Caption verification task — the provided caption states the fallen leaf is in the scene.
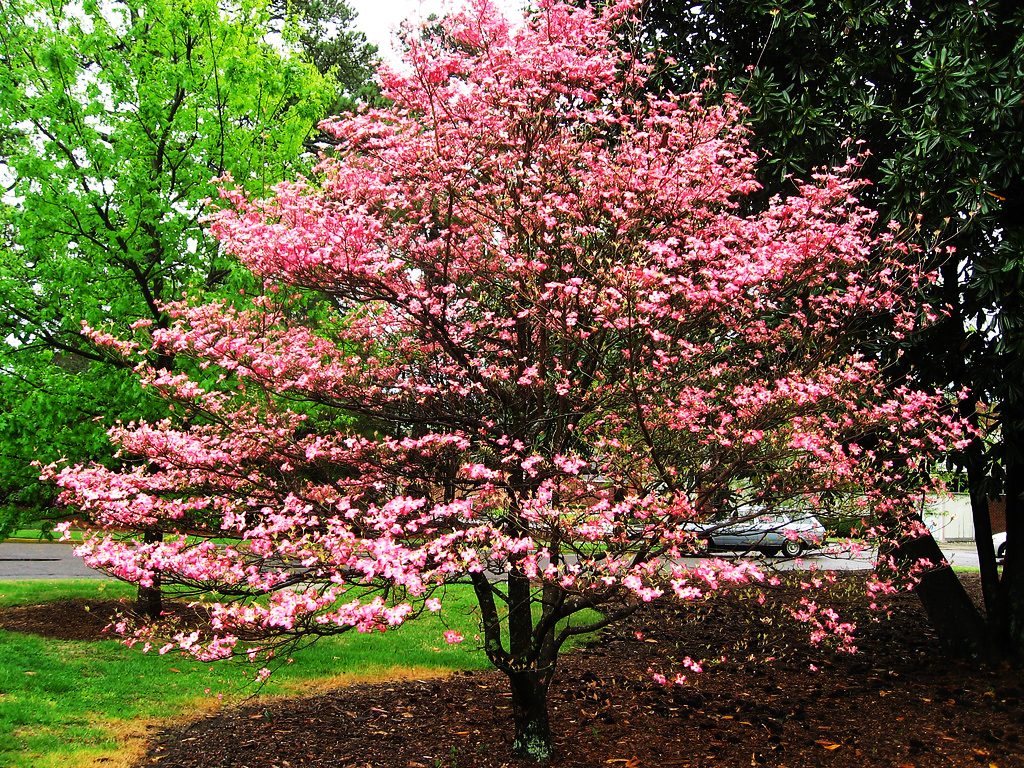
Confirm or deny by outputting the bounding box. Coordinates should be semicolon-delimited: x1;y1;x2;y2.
815;741;842;751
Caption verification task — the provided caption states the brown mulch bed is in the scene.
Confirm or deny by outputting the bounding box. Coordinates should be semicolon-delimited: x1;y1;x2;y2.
2;574;1022;767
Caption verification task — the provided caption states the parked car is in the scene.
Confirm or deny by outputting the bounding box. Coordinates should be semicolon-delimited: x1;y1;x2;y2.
994;531;1007;564
690;510;827;558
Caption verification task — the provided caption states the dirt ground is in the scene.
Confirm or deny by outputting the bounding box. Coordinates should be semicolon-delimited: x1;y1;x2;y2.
2;572;1022;767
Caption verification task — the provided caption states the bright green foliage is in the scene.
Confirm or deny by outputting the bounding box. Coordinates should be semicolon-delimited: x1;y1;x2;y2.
0;0;343;536
636;0;1024;653
0;356;160;535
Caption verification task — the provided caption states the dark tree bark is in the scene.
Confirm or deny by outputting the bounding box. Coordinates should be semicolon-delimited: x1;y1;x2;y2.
890;531;998;662
135;528;163;619
509;668;556;762
995;413;1024;658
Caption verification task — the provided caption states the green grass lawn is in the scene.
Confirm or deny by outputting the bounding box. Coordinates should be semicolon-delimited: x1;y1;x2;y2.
0;580;500;768
5;529;85;543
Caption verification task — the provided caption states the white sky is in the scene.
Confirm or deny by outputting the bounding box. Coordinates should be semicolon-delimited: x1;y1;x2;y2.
346;0;523;63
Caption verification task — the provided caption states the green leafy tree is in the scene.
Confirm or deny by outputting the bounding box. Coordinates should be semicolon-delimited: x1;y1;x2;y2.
270;0;379;104
631;0;1024;657
0;0;344;566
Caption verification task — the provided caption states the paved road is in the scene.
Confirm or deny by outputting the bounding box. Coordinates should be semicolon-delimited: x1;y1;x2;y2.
0;541;105;580
0;540;982;581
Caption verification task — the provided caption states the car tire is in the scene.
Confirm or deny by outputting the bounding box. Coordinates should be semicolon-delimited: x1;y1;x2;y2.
781;540;803;558
997;542;1007;562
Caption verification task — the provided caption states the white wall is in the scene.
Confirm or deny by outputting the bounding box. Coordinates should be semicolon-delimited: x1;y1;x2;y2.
924;495;975;541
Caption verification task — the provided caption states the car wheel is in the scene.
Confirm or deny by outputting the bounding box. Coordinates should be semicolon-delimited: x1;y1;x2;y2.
997;542;1007;561
781;540;803;558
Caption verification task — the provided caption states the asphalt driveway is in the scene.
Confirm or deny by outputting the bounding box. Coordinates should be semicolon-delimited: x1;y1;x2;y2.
0;541;104;580
0;540;983;581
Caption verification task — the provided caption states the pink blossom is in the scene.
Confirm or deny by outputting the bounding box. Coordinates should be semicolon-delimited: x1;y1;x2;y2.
41;0;968;750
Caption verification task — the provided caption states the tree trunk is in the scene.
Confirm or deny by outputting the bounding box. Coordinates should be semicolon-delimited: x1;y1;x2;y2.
966;460;1001;617
135;528;163;619
995;425;1024;658
954;398;1003;618
508;669;555;762
890;531;998;662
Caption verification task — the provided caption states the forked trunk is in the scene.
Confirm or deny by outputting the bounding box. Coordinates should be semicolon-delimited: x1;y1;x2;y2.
508;669;554;762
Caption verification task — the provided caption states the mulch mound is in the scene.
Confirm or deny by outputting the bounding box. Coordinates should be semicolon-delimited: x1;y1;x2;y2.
0;596;208;641
0;597;124;640
2;574;1022;767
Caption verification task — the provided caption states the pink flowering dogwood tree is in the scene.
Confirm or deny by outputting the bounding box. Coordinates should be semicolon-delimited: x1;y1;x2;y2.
49;0;969;760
